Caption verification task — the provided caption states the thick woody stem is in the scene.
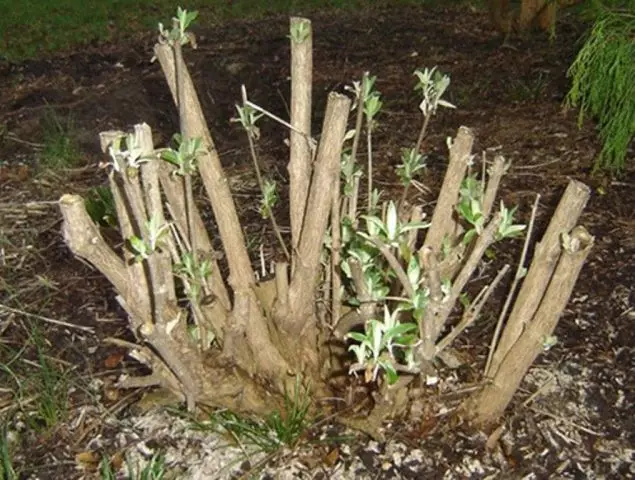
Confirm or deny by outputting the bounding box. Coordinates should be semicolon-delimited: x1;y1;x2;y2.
287;92;351;332
469;226;594;425
154;43;255;292
419;213;502;361
482;155;507;219
60;194;150;325
158;160;230;311
288;17;313;252
488;180;590;376
424;126;474;253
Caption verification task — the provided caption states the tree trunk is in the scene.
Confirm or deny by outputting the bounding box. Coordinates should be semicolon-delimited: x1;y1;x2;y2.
490;0;582;34
488;0;513;33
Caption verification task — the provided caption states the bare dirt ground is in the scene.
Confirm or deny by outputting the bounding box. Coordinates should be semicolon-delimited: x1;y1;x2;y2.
1;4;633;479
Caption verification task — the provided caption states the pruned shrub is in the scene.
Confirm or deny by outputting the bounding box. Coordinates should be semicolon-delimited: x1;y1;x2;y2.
59;8;594;437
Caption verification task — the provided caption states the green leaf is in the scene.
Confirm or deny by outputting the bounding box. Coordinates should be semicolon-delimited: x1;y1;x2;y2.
348;344;368;364
384;323;417;340
129;236;148;259
161;149;180;166
184;10;198;30
347;332;369;344
385;201;398;240
462;228;477;245
437;99;456;109
368;319;384;355
400;221;430;233
379;360;398;385
406;256;420;286
459;293;470;309
362;215;384;238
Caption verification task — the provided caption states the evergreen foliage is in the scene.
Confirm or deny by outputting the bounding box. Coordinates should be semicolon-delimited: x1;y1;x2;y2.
566;4;635;172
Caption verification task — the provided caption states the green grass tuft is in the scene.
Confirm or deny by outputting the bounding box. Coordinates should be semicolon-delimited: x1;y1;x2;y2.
0;323;72;433
189;376;311;454
507;72;550;103
39;109;82;170
100;451;168;480
0;424;17;480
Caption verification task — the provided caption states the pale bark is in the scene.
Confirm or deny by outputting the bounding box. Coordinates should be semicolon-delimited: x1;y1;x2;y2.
287;92;351;331
519;0;542;30
154;43;254;293
158;159;230;311
469;226;594;425
488;180;590;376
288;17;313;251
59;16;595;429
423;126;474;254
135;124;176;326
419;213;502;361
99;131;152;323
60;194;139;317
482;156;507;219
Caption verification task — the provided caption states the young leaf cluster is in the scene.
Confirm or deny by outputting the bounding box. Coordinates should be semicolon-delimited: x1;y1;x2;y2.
337;67;524;387
158;7;198;48
174;252;213;302
340;202;429;383
160;134;205;176
129;215;171;262
104;133;148;174
414;67;456;117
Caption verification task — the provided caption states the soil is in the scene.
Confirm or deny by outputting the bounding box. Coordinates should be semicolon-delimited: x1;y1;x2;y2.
1;4;633;479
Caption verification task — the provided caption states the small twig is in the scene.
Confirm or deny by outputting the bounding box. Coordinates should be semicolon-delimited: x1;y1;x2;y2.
243;96;316;150
366;117;373;213
414;111;431;155
513;158;562;170
331;186;342;327
347;72;367;224
435;264;510;354
0;394;37;415
521;372;556;408
549;421;581;446
259;244;266;278
398;183;411;213
348;360;420;376
21;354;73;369
5;133;44;148
367;236;414;298
0;303;94;333
528;405;604;437
0;311;14;336
166;203;191;251
0;200;59;209
102;337;142;350
241;87;290;261
72;389;143;447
